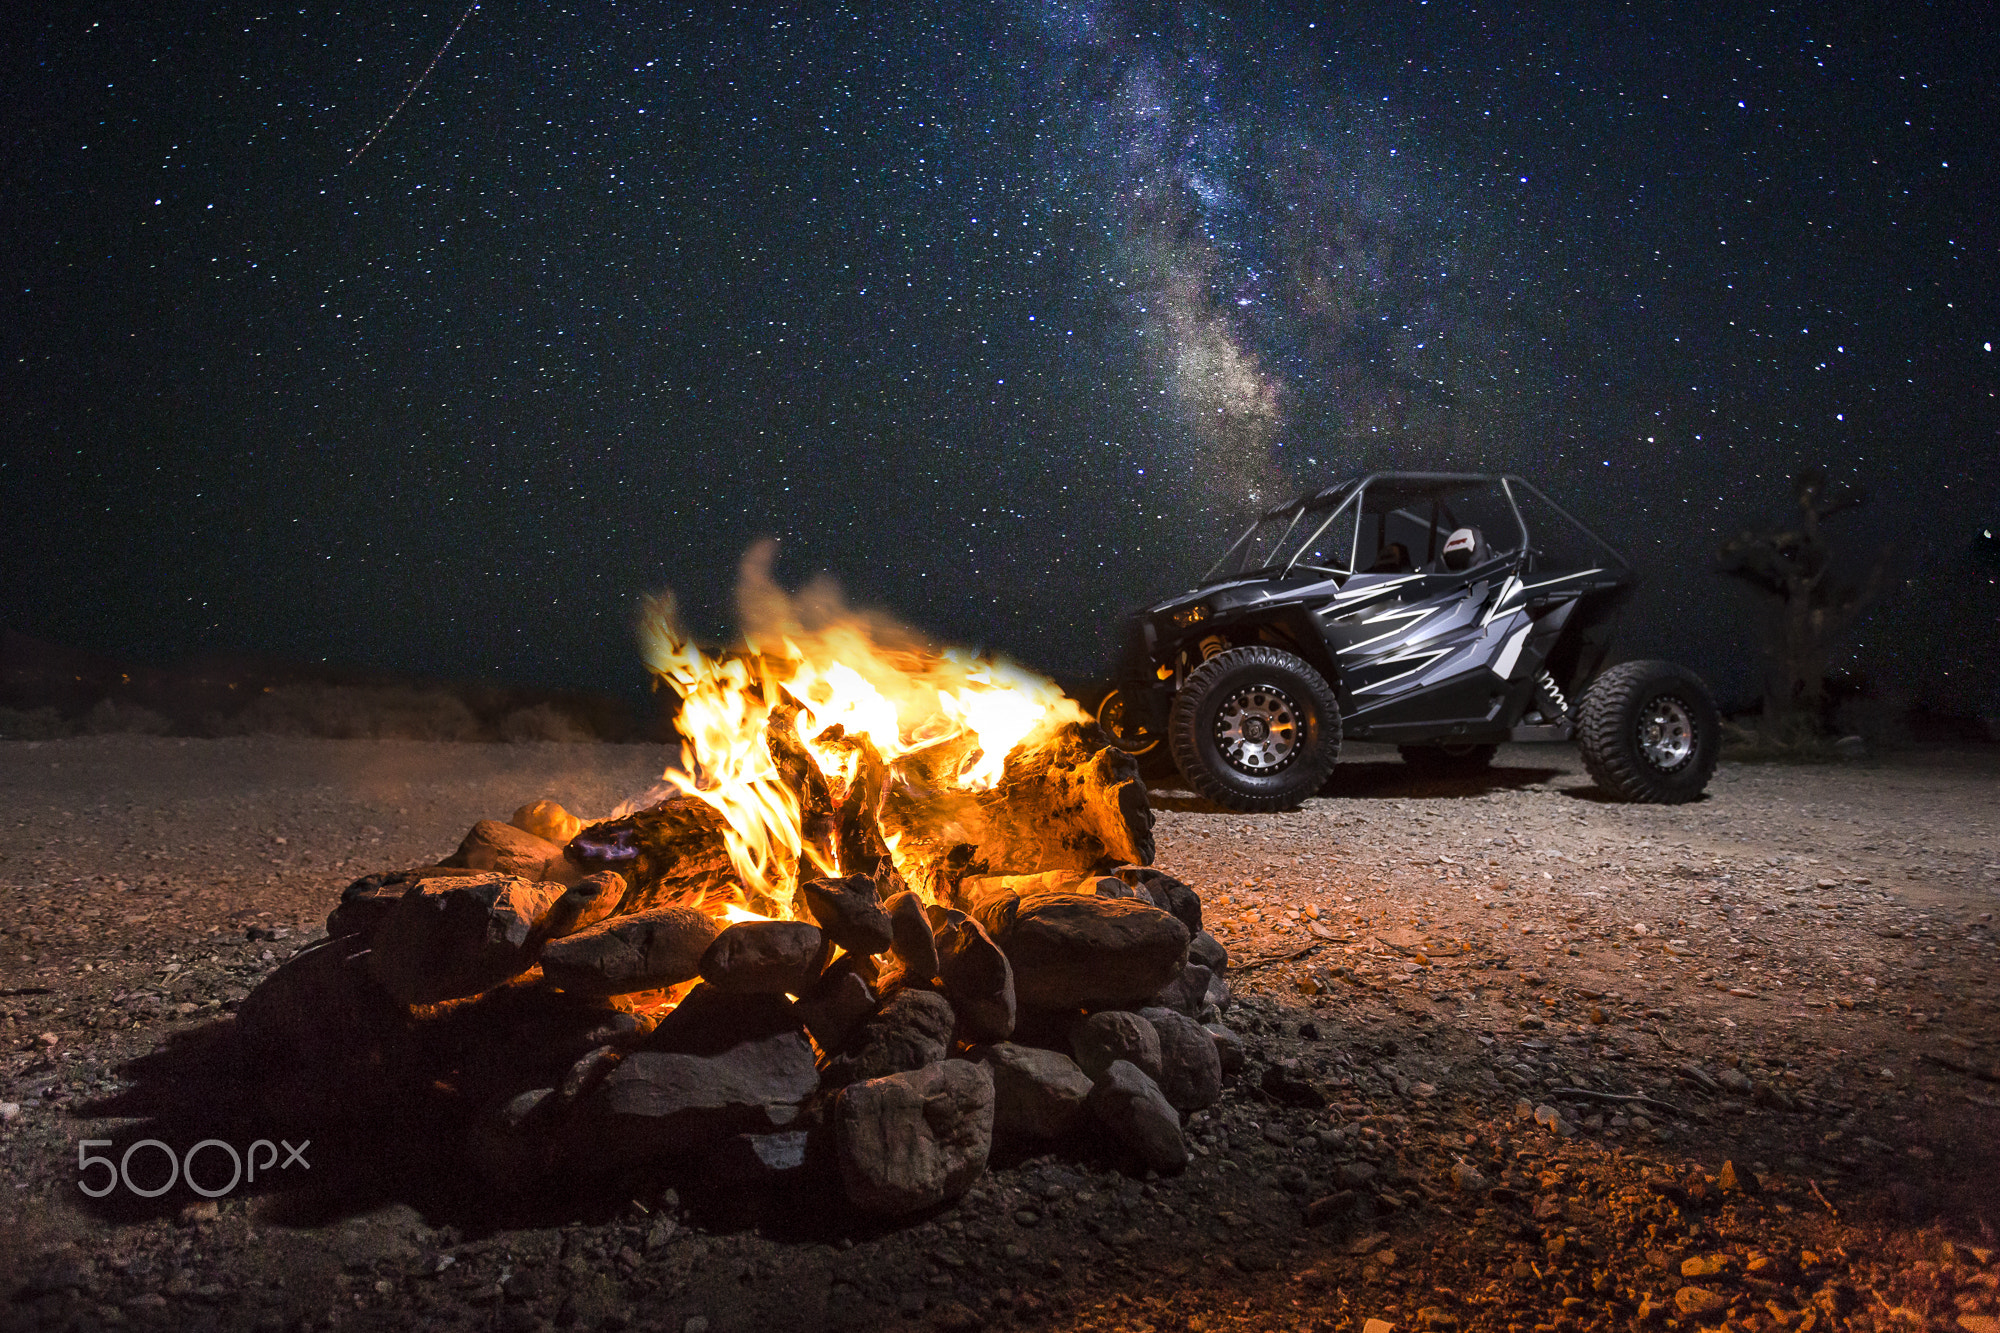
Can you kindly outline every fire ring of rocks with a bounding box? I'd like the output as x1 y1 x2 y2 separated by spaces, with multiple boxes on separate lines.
236 618 1240 1220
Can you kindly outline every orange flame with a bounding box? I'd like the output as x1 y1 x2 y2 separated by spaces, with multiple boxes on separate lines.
639 542 1082 915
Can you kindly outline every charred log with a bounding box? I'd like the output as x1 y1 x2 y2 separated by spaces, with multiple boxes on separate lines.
564 793 738 915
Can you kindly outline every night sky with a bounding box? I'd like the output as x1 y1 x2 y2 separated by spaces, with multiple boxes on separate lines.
5 1 1996 712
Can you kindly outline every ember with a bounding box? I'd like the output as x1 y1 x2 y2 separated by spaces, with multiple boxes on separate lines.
237 546 1236 1215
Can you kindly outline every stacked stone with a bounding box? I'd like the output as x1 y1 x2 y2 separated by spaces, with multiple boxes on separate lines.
239 805 1242 1219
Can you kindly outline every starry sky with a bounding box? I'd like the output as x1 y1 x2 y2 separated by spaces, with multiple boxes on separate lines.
4 0 1996 712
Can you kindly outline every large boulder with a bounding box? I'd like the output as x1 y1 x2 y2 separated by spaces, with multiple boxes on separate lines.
975 1042 1092 1142
539 871 627 940
835 1060 995 1215
699 920 824 994
885 891 939 981
366 873 566 1005
800 876 894 956
539 904 722 997
573 1029 821 1166
1069 1010 1161 1083
1087 1060 1187 1174
821 988 956 1086
975 894 1189 1009
931 909 1015 1043
237 935 403 1068
1140 1007 1224 1112
444 819 567 879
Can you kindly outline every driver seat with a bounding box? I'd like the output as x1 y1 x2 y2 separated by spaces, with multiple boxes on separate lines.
1440 526 1485 572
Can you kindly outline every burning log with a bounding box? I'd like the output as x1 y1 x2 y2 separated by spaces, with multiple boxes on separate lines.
967 723 1155 876
563 794 738 915
235 554 1265 1213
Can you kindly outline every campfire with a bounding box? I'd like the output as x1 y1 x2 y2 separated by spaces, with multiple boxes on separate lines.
238 545 1235 1215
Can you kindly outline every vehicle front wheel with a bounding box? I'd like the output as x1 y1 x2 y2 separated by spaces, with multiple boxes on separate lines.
1576 660 1720 803
1397 742 1498 776
1168 646 1343 811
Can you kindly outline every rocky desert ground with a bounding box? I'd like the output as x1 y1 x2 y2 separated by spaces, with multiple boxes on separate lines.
1 734 1996 1333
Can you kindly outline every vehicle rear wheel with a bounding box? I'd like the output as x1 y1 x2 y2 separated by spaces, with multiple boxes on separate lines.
1169 647 1342 812
1397 742 1498 776
1095 687 1162 756
1576 660 1720 803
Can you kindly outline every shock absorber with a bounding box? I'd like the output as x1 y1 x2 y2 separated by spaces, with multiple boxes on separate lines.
1533 670 1570 722
1197 635 1230 663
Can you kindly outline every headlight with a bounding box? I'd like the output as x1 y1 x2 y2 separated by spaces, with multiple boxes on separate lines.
1171 603 1209 629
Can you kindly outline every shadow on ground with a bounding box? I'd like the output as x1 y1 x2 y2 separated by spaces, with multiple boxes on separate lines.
66 1013 901 1241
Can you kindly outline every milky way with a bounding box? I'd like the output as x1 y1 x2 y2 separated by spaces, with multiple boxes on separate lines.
1 2 1994 710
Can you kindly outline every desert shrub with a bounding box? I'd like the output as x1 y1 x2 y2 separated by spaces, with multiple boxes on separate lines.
228 684 484 741
82 698 176 735
0 706 71 740
1720 714 1839 762
499 703 596 743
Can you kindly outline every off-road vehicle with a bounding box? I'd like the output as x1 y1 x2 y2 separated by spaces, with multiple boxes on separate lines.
1100 472 1719 811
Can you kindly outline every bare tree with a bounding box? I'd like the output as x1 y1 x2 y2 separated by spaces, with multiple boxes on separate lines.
1718 469 1888 732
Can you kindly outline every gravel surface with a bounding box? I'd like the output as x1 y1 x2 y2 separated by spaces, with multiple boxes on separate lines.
1 735 1997 1333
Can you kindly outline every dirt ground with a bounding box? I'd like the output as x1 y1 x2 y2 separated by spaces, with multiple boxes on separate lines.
1 735 1997 1333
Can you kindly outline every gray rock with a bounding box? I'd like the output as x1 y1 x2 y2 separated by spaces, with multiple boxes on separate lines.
794 967 877 1053
886 890 940 980
366 873 565 1004
236 935 401 1067
644 985 801 1055
1717 1066 1753 1096
823 988 956 1086
1086 1059 1186 1173
445 819 568 879
1451 1158 1491 1192
1144 963 1213 1017
1115 866 1203 934
974 1042 1093 1141
539 904 722 997
699 920 825 994
468 1088 560 1185
801 875 895 956
1188 929 1228 974
1336 1161 1378 1188
540 871 627 940
836 1060 995 1215
976 893 1189 1009
1139 1007 1223 1112
1204 1022 1246 1076
577 1030 820 1165
1070 1010 1162 1083
932 910 1015 1042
